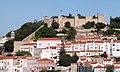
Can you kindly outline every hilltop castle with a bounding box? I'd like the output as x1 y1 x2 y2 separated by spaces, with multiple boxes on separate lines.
44 14 107 28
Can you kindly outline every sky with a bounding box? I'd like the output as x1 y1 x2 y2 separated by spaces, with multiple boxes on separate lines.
0 0 120 36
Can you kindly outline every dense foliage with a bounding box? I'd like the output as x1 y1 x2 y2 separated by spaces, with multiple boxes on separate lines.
6 21 43 41
82 21 95 29
95 22 105 29
110 16 120 28
35 24 57 39
58 47 79 66
104 29 120 36
4 39 14 52
51 21 59 29
106 65 114 72
15 50 32 56
100 52 108 58
64 21 71 28
66 27 76 40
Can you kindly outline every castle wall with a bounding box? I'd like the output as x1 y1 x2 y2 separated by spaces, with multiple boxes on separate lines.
43 14 107 28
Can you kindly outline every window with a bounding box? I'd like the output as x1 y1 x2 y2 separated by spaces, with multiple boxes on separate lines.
116 49 120 51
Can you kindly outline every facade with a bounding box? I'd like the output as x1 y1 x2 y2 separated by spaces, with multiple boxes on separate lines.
20 43 35 56
37 38 62 49
44 14 107 28
0 56 38 72
38 58 56 71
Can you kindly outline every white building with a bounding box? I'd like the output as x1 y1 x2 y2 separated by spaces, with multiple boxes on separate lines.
37 38 62 48
20 43 35 56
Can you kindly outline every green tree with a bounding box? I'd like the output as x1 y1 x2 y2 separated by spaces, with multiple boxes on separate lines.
66 27 76 40
61 29 67 34
71 53 79 63
4 39 14 52
110 16 120 28
82 21 95 29
15 50 32 56
95 22 105 29
6 21 43 41
64 21 71 28
35 26 57 39
106 65 114 72
51 21 59 29
100 52 108 58
58 47 72 66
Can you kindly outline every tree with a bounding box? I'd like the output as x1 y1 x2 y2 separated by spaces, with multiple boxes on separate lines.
6 21 43 41
35 26 57 39
4 39 14 52
71 53 79 63
15 50 32 56
61 29 67 34
95 22 105 29
110 16 120 28
64 21 71 28
82 21 95 29
106 65 114 72
51 21 59 29
58 47 72 66
100 52 108 58
66 27 76 40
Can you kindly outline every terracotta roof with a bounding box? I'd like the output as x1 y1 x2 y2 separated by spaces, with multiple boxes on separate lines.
21 43 35 46
39 58 53 62
5 56 17 59
95 65 105 68
88 62 97 64
103 59 111 61
50 46 56 49
0 56 4 60
83 62 92 66
113 40 120 43
38 38 61 40
113 62 120 64
114 66 120 68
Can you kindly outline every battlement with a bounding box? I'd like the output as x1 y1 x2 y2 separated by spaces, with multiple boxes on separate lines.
43 14 107 28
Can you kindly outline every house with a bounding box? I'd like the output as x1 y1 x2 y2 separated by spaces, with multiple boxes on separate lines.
38 58 56 71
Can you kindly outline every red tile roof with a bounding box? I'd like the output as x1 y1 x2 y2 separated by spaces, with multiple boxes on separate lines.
114 66 120 68
38 38 61 40
21 43 35 46
103 59 111 61
95 65 105 68
83 62 92 66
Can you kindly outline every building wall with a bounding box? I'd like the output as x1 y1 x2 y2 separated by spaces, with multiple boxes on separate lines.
44 14 107 28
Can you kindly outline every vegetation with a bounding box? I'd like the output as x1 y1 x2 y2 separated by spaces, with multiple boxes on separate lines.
15 50 32 56
6 21 43 41
61 29 67 34
77 14 86 19
4 39 14 52
104 29 120 36
58 47 79 66
64 21 71 28
95 22 105 29
82 21 95 29
100 52 108 58
51 21 59 29
35 24 57 39
106 65 114 72
66 27 76 40
110 16 120 28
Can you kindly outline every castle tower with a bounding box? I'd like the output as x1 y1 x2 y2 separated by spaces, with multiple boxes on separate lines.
11 31 15 39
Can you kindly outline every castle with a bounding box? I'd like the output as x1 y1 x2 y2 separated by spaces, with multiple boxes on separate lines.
44 14 107 28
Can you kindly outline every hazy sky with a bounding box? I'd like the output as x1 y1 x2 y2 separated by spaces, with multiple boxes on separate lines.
0 0 119 36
